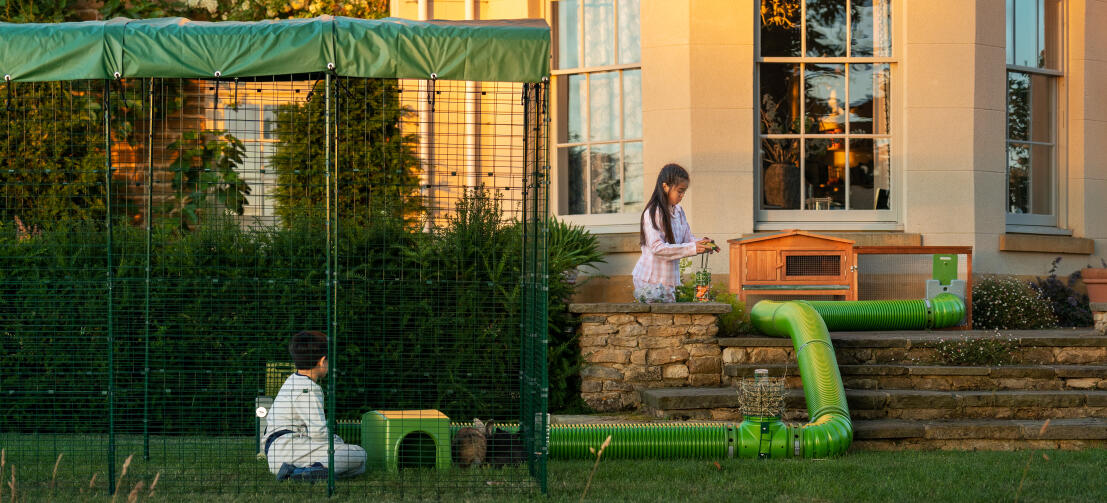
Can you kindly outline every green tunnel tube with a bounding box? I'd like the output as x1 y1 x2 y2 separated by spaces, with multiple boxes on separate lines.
348 295 968 461
543 294 966 460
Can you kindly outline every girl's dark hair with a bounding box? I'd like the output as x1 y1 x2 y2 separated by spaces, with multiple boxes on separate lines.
289 330 328 370
640 163 690 246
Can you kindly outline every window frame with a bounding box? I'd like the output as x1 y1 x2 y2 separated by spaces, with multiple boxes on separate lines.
1004 0 1065 230
551 0 644 227
754 0 903 231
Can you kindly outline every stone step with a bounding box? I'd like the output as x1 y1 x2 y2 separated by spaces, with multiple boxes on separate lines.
640 387 1107 421
718 330 1107 366
852 418 1107 450
723 363 1107 391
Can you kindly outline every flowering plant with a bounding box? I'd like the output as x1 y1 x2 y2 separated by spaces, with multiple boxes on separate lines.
971 275 1056 330
935 332 1018 366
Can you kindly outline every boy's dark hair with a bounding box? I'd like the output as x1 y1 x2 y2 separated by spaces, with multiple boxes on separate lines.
289 330 328 370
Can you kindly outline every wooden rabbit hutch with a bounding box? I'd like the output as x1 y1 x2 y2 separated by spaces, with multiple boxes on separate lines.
728 230 857 304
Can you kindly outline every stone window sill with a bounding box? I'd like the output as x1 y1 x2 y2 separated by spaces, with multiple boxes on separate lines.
998 233 1094 255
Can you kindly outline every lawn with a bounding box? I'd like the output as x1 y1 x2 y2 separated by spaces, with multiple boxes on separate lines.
0 435 1103 502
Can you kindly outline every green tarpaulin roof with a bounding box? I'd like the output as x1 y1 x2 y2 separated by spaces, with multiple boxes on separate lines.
0 16 550 83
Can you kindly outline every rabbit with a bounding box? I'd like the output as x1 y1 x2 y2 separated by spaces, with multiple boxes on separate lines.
484 421 527 467
451 418 487 468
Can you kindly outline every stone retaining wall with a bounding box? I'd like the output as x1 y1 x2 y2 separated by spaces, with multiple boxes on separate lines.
570 302 731 411
1093 303 1107 334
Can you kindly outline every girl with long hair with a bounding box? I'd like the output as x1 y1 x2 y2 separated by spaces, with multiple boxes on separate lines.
631 163 715 302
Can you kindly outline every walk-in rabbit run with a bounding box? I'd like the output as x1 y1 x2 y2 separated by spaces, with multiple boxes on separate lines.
0 17 550 498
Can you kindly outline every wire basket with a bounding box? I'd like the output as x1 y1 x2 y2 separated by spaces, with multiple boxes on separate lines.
738 369 786 418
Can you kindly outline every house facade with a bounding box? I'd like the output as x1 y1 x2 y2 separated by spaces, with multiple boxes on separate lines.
393 0 1107 301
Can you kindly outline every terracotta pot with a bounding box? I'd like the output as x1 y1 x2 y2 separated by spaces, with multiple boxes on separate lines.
1082 268 1107 304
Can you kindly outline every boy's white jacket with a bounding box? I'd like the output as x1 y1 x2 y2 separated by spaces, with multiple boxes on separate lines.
263 373 331 443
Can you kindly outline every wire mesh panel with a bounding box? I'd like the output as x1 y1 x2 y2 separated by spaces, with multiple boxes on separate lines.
0 79 111 495
0 74 548 498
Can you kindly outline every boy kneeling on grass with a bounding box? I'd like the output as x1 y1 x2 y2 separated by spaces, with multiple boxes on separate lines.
263 330 367 481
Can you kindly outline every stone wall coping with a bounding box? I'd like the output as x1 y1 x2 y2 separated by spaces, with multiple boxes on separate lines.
569 303 650 313
1092 302 1107 312
569 302 732 314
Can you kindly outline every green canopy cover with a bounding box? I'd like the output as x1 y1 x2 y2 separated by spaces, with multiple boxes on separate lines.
0 16 550 83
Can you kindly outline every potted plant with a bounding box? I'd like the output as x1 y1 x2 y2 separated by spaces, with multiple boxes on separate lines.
760 94 800 209
1083 258 1107 304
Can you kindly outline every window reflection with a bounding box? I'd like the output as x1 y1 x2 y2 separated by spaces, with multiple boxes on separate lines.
848 139 890 210
558 0 580 69
805 64 846 134
567 74 586 142
806 0 847 57
850 0 892 57
590 144 620 214
623 142 643 208
849 63 890 135
589 72 619 142
618 0 641 64
760 64 801 134
622 70 642 139
584 0 615 67
805 138 845 209
566 146 586 214
760 0 801 57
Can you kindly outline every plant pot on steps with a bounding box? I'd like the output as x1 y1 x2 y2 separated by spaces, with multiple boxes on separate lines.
1082 267 1107 303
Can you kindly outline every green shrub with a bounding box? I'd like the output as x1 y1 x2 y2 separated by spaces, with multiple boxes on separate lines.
1032 257 1093 327
934 333 1018 366
547 218 605 413
971 275 1057 330
714 289 754 336
0 188 589 433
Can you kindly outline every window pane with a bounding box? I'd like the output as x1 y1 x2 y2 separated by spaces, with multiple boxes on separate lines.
1029 143 1052 214
622 141 644 211
805 138 845 209
622 70 642 139
851 0 892 57
584 0 615 67
567 74 587 143
806 0 847 57
1029 73 1052 142
760 63 801 134
849 63 891 134
848 138 891 210
805 64 846 134
590 143 620 214
760 0 801 57
589 72 619 141
262 105 279 140
1008 143 1029 214
1006 0 1015 64
1007 72 1030 141
1012 0 1037 67
618 0 641 64
566 146 587 214
1041 0 1060 69
761 138 800 209
558 0 580 69
223 104 258 141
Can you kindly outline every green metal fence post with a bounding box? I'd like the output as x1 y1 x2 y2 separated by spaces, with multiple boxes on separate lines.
143 77 155 462
104 77 116 496
324 71 336 497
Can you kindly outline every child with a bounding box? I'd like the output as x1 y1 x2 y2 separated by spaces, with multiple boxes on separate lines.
263 330 367 481
632 163 715 303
